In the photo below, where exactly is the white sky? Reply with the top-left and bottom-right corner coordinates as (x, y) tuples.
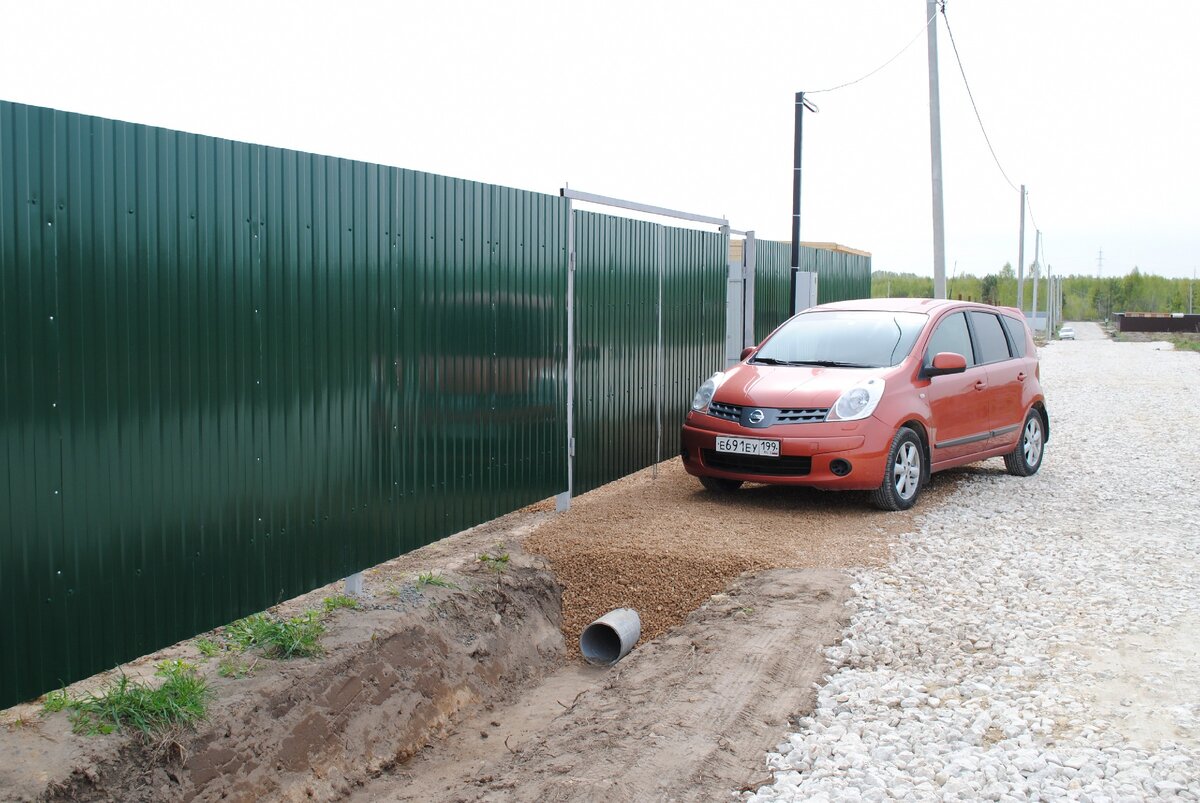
(2, 0), (1197, 280)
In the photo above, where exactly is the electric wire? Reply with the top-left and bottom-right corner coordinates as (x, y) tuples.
(940, 4), (1020, 192)
(806, 9), (938, 94)
(1025, 192), (1041, 234)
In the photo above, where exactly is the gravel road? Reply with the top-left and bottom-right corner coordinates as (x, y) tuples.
(747, 322), (1200, 801)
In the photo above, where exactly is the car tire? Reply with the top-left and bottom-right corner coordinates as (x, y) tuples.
(870, 427), (923, 511)
(1004, 409), (1045, 477)
(699, 476), (743, 494)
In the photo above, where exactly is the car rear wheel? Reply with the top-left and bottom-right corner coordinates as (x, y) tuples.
(699, 476), (743, 494)
(870, 427), (923, 511)
(1004, 409), (1044, 477)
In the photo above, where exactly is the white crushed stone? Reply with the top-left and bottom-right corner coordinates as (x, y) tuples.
(745, 326), (1200, 802)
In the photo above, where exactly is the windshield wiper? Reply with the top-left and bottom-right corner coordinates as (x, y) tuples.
(797, 360), (878, 368)
(752, 357), (877, 368)
(801, 357), (878, 367)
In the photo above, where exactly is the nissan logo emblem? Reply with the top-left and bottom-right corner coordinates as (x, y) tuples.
(748, 409), (765, 424)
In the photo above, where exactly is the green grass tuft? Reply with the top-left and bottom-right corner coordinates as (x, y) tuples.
(47, 661), (209, 737)
(477, 551), (510, 573)
(226, 611), (325, 659)
(416, 571), (459, 589)
(217, 654), (256, 679)
(42, 688), (71, 714)
(195, 638), (221, 658)
(322, 594), (361, 613)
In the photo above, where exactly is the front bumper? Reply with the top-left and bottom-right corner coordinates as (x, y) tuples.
(679, 410), (893, 490)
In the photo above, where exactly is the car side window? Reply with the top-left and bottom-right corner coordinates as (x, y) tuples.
(924, 312), (975, 367)
(969, 311), (1013, 364)
(1000, 315), (1027, 357)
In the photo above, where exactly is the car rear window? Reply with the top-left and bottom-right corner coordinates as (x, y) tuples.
(753, 310), (927, 368)
(1000, 315), (1028, 357)
(924, 312), (974, 367)
(969, 312), (1013, 364)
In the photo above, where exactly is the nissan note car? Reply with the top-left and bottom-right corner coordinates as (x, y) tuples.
(680, 299), (1048, 510)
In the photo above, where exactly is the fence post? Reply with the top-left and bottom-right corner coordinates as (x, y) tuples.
(556, 200), (576, 513)
(744, 231), (757, 346)
(654, 225), (665, 478)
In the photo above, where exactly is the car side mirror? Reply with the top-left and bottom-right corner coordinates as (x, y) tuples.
(924, 351), (967, 378)
(739, 346), (757, 361)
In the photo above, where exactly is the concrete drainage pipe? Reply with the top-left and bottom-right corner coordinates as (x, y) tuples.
(579, 608), (641, 666)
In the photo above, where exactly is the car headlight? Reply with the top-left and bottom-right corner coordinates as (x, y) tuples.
(827, 378), (885, 422)
(691, 372), (724, 412)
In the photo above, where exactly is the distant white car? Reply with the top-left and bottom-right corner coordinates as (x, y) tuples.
(1059, 326), (1076, 340)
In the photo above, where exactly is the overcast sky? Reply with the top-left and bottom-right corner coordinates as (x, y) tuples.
(2, 1), (1197, 280)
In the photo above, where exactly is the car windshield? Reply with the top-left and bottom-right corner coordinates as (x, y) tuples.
(753, 310), (927, 368)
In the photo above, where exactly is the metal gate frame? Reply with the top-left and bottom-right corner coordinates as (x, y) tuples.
(554, 188), (754, 511)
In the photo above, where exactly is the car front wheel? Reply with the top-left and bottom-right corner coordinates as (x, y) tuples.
(1004, 409), (1045, 477)
(871, 427), (923, 511)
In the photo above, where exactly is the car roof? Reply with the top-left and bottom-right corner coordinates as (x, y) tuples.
(809, 297), (1019, 316)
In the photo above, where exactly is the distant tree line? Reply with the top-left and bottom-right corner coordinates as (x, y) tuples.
(872, 265), (1197, 320)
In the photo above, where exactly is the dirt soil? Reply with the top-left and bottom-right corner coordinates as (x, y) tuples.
(1, 460), (958, 802)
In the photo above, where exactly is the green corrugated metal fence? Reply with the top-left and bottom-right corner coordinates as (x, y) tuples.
(753, 239), (872, 342)
(572, 212), (726, 494)
(0, 100), (568, 708)
(1, 98), (867, 709)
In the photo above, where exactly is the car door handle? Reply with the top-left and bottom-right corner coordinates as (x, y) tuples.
(1017, 372), (1027, 381)
(974, 380), (987, 391)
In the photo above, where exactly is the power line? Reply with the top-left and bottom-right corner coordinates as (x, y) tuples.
(807, 8), (938, 94)
(940, 4), (1019, 192)
(1025, 193), (1041, 233)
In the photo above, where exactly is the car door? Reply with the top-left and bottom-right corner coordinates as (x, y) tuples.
(985, 312), (1037, 449)
(963, 311), (1022, 449)
(921, 311), (991, 465)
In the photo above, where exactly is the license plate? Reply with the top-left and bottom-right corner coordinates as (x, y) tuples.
(715, 436), (780, 458)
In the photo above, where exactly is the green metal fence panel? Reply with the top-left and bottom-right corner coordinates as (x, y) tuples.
(754, 240), (793, 343)
(572, 211), (659, 495)
(0, 100), (567, 708)
(572, 212), (725, 495)
(752, 240), (872, 342)
(661, 226), (726, 437)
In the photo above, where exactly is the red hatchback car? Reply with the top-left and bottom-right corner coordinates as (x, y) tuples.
(680, 299), (1048, 510)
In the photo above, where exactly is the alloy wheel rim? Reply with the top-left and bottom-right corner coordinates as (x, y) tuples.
(893, 441), (921, 500)
(1023, 418), (1043, 466)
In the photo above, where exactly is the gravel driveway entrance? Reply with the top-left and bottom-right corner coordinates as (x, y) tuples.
(748, 322), (1200, 800)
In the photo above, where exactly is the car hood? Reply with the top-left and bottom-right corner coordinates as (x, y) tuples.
(714, 362), (895, 408)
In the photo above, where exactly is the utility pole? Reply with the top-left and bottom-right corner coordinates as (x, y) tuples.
(790, 91), (817, 313)
(1031, 231), (1041, 335)
(791, 91), (805, 283)
(1190, 267), (1195, 315)
(927, 0), (947, 300)
(1046, 266), (1053, 337)
(1017, 186), (1026, 312)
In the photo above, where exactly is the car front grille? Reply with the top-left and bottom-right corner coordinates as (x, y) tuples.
(775, 408), (829, 423)
(705, 402), (829, 427)
(701, 450), (813, 476)
(708, 401), (741, 422)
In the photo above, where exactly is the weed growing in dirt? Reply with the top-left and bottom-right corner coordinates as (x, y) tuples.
(44, 661), (209, 737)
(477, 551), (510, 573)
(225, 611), (325, 659)
(195, 638), (221, 658)
(217, 655), (257, 679)
(417, 571), (459, 589)
(42, 688), (70, 714)
(322, 594), (361, 613)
